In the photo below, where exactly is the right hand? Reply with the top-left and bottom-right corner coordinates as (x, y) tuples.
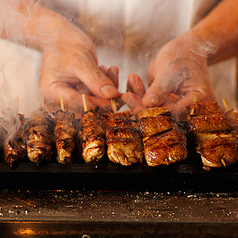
(142, 34), (217, 120)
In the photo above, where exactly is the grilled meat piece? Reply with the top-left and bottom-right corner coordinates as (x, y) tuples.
(54, 110), (77, 163)
(187, 101), (238, 169)
(187, 114), (231, 135)
(138, 107), (187, 166)
(139, 115), (173, 138)
(143, 129), (187, 166)
(26, 107), (54, 165)
(103, 111), (135, 128)
(137, 107), (170, 120)
(187, 101), (222, 117)
(103, 110), (143, 166)
(225, 109), (238, 136)
(197, 137), (237, 168)
(79, 110), (106, 163)
(4, 113), (27, 167)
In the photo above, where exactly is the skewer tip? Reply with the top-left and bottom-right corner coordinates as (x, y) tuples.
(221, 158), (227, 167)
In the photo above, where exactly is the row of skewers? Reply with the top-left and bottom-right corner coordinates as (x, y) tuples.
(2, 95), (238, 170)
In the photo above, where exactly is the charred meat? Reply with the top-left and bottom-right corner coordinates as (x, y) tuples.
(103, 110), (143, 166)
(79, 109), (106, 163)
(54, 109), (77, 163)
(26, 107), (54, 165)
(187, 102), (238, 169)
(137, 107), (187, 167)
(4, 113), (27, 167)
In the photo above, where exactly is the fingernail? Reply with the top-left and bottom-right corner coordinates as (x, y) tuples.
(101, 85), (118, 98)
(144, 94), (160, 105)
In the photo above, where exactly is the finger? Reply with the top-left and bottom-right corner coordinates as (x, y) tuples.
(75, 65), (120, 99)
(90, 96), (120, 112)
(142, 78), (169, 107)
(127, 73), (146, 99)
(99, 65), (108, 75)
(106, 66), (119, 88)
(120, 92), (146, 116)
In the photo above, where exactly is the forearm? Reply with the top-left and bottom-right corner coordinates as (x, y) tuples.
(190, 0), (238, 65)
(0, 0), (79, 51)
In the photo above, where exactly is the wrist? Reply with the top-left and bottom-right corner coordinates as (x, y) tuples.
(178, 32), (217, 65)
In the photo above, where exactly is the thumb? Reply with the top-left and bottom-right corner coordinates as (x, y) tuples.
(142, 79), (169, 107)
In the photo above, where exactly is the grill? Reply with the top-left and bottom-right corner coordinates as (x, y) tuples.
(1, 132), (238, 237)
(0, 142), (238, 192)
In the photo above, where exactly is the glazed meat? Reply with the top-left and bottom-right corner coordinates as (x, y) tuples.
(187, 101), (238, 169)
(187, 101), (222, 117)
(79, 109), (106, 163)
(187, 114), (231, 134)
(197, 137), (237, 168)
(103, 111), (143, 166)
(138, 107), (187, 166)
(26, 107), (54, 165)
(139, 115), (173, 138)
(4, 113), (27, 167)
(143, 129), (187, 166)
(225, 109), (238, 136)
(54, 109), (77, 163)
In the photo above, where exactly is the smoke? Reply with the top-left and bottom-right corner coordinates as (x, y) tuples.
(0, 0), (230, 120)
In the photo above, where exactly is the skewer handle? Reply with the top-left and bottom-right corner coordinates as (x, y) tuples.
(111, 99), (117, 114)
(222, 99), (229, 112)
(82, 94), (88, 112)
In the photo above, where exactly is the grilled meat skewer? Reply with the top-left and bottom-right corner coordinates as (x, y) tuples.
(26, 107), (54, 165)
(187, 101), (238, 169)
(54, 109), (77, 163)
(4, 113), (27, 167)
(79, 109), (106, 163)
(103, 110), (143, 166)
(225, 109), (238, 137)
(137, 107), (187, 167)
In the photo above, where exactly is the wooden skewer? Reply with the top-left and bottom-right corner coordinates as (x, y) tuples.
(82, 94), (88, 112)
(190, 97), (197, 115)
(60, 95), (65, 111)
(111, 99), (117, 114)
(222, 98), (229, 112)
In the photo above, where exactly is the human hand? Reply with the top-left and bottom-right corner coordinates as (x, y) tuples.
(143, 34), (217, 121)
(120, 73), (147, 115)
(38, 22), (119, 117)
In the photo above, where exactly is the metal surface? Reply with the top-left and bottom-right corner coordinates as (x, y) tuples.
(0, 190), (238, 237)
